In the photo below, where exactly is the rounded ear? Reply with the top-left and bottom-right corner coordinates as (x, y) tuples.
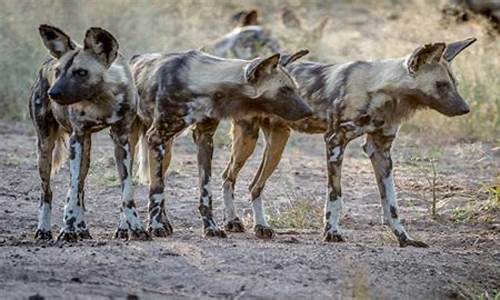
(240, 9), (259, 26)
(83, 27), (119, 67)
(443, 37), (477, 62)
(406, 42), (446, 75)
(38, 24), (76, 58)
(280, 49), (309, 66)
(245, 53), (281, 83)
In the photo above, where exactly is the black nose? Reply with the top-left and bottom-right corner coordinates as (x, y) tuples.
(458, 104), (470, 115)
(48, 90), (62, 100)
(460, 107), (470, 114)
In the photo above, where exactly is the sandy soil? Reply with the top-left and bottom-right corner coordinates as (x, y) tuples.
(0, 121), (498, 299)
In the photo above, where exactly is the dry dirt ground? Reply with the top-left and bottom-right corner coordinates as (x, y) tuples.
(0, 121), (498, 300)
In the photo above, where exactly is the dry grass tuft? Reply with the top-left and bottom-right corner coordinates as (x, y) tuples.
(267, 188), (323, 229)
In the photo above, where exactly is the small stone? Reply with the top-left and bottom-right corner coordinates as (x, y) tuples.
(70, 277), (81, 283)
(126, 294), (139, 300)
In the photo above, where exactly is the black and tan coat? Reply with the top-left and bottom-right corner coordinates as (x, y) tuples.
(207, 9), (280, 60)
(129, 49), (312, 237)
(30, 25), (149, 241)
(221, 38), (476, 246)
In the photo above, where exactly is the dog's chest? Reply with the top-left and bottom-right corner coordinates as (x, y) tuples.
(52, 92), (133, 132)
(339, 106), (398, 140)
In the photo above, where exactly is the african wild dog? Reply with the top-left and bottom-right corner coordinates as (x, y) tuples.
(280, 6), (330, 43)
(207, 9), (280, 60)
(30, 25), (148, 241)
(206, 9), (325, 238)
(129, 49), (312, 237)
(222, 38), (476, 246)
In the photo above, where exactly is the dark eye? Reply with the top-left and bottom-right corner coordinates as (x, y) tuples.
(73, 69), (88, 77)
(436, 81), (449, 89)
(54, 68), (61, 78)
(279, 86), (293, 95)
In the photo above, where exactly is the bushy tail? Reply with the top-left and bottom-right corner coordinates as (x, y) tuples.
(136, 124), (150, 184)
(51, 128), (69, 175)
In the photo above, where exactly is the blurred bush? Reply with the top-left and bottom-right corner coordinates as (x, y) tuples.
(0, 0), (497, 142)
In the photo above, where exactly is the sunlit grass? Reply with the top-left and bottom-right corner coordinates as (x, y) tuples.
(0, 0), (498, 142)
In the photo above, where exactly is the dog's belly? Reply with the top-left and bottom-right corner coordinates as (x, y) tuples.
(183, 96), (215, 125)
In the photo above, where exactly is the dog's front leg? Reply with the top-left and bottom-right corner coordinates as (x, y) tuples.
(192, 119), (226, 238)
(110, 125), (150, 240)
(323, 130), (348, 242)
(364, 132), (428, 248)
(57, 132), (91, 241)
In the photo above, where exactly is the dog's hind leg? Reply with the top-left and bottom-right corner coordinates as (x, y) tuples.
(193, 119), (226, 238)
(248, 123), (290, 239)
(221, 119), (260, 233)
(145, 121), (179, 238)
(323, 129), (348, 243)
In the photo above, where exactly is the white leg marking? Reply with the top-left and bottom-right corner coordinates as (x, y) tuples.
(252, 197), (269, 227)
(63, 140), (85, 231)
(122, 208), (143, 230)
(69, 141), (81, 200)
(117, 214), (128, 230)
(120, 145), (144, 231)
(158, 144), (165, 156)
(38, 203), (51, 231)
(222, 181), (237, 221)
(383, 171), (409, 237)
(328, 146), (342, 162)
(325, 189), (343, 233)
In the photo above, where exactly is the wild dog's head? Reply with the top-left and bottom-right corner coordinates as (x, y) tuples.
(212, 9), (280, 60)
(405, 37), (476, 116)
(242, 49), (312, 121)
(38, 25), (119, 105)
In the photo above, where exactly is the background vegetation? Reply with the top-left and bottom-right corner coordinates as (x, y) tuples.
(0, 0), (498, 142)
(0, 3), (497, 297)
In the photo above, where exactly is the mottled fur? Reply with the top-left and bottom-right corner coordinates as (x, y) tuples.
(280, 6), (330, 41)
(222, 38), (476, 246)
(30, 25), (149, 241)
(130, 50), (312, 238)
(207, 10), (280, 60)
